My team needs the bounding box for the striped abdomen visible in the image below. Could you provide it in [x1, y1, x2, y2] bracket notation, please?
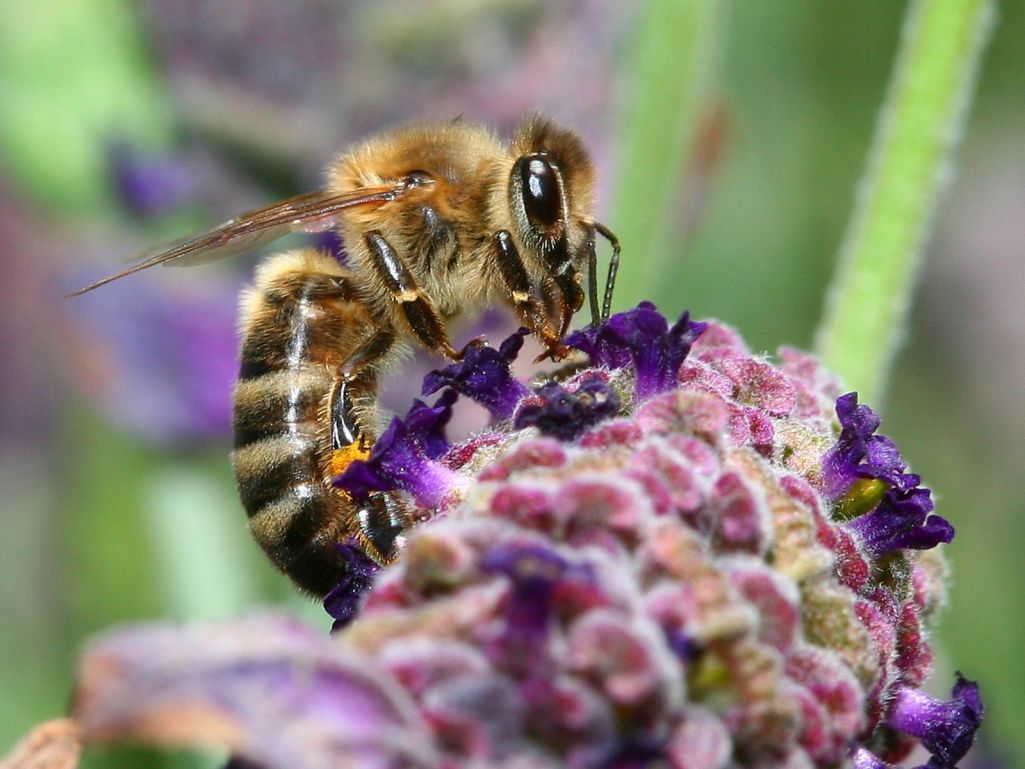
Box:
[231, 252, 370, 595]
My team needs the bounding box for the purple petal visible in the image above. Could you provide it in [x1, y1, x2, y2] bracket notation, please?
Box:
[822, 392, 917, 500]
[566, 302, 705, 401]
[73, 616, 436, 769]
[310, 229, 348, 264]
[886, 674, 983, 769]
[401, 389, 458, 460]
[822, 392, 948, 556]
[851, 747, 893, 769]
[422, 330, 531, 421]
[664, 630, 703, 661]
[481, 541, 595, 677]
[847, 487, 953, 558]
[514, 374, 620, 442]
[334, 395, 463, 508]
[323, 543, 381, 631]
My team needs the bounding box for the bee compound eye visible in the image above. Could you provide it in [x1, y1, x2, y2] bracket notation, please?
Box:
[519, 154, 562, 229]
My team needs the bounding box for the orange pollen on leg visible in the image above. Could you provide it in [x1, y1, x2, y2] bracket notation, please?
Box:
[330, 440, 372, 478]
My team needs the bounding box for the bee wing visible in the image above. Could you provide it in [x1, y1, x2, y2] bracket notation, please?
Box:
[66, 185, 406, 297]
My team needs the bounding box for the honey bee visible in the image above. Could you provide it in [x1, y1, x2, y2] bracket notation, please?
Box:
[70, 116, 621, 595]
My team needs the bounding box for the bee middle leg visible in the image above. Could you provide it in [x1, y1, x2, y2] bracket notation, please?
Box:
[363, 230, 460, 359]
[491, 230, 570, 361]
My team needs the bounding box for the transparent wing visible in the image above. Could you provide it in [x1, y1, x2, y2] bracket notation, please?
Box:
[66, 185, 407, 297]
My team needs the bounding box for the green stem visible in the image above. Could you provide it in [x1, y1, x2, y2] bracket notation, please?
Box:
[815, 0, 995, 405]
[609, 0, 726, 310]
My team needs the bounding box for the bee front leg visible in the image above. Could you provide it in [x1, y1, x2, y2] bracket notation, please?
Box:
[587, 220, 621, 323]
[491, 230, 570, 361]
[576, 220, 622, 327]
[583, 224, 601, 327]
[364, 230, 460, 360]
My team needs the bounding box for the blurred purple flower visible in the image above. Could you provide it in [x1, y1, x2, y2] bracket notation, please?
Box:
[141, 0, 630, 201]
[70, 617, 436, 769]
[66, 273, 240, 446]
[107, 142, 200, 218]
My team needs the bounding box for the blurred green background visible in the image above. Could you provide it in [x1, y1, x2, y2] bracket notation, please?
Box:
[0, 1, 1021, 767]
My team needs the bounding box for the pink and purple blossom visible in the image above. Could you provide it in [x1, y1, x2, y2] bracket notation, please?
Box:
[9, 303, 981, 769]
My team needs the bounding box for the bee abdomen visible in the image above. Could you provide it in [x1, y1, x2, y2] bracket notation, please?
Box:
[233, 369, 332, 449]
[233, 433, 322, 513]
[246, 482, 350, 596]
[231, 253, 369, 595]
[232, 377, 350, 595]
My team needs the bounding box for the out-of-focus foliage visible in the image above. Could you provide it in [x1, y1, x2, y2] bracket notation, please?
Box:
[0, 1, 1021, 766]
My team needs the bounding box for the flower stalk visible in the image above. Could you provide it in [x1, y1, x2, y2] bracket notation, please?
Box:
[815, 0, 996, 403]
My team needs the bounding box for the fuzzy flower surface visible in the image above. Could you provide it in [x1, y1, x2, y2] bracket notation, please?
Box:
[41, 304, 980, 769]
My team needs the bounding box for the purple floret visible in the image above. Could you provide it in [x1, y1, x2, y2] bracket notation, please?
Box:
[323, 543, 380, 631]
[566, 302, 706, 401]
[401, 388, 458, 460]
[482, 541, 573, 642]
[514, 374, 620, 442]
[822, 393, 951, 557]
[481, 541, 596, 675]
[333, 393, 461, 508]
[850, 746, 890, 769]
[887, 674, 983, 769]
[822, 393, 918, 500]
[847, 486, 954, 558]
[423, 330, 531, 421]
[665, 630, 703, 662]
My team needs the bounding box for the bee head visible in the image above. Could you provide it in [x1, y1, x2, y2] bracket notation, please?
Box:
[508, 116, 596, 253]
[506, 116, 599, 336]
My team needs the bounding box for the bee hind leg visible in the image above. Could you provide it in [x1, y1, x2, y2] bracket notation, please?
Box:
[355, 494, 413, 564]
[329, 325, 413, 563]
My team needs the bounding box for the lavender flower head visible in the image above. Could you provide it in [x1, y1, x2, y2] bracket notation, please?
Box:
[11, 303, 981, 769]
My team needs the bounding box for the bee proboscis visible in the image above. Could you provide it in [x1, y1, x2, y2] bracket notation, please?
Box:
[71, 116, 621, 595]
